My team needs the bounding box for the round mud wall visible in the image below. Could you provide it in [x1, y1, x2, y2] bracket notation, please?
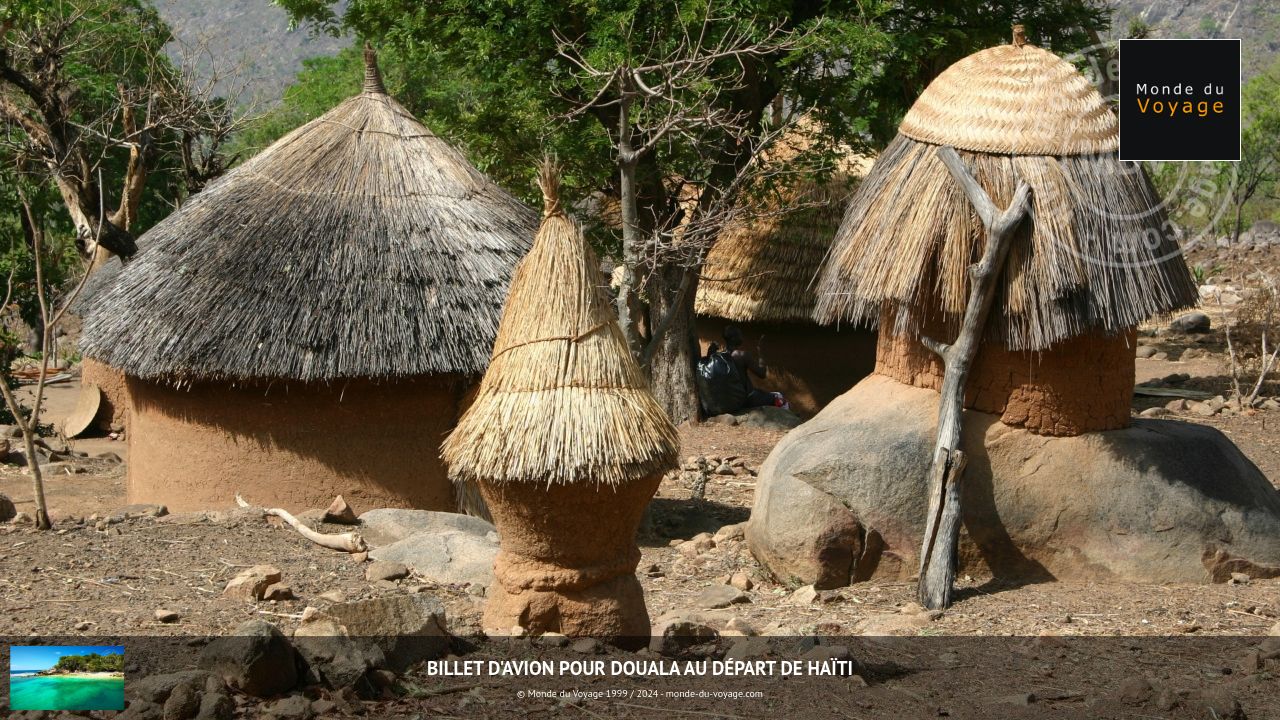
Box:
[696, 318, 876, 416]
[875, 323, 1136, 436]
[126, 376, 466, 513]
[81, 358, 131, 432]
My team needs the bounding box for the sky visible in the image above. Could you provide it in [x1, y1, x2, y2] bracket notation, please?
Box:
[9, 646, 124, 673]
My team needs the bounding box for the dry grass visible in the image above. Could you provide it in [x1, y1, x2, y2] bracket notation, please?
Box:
[442, 164, 679, 486]
[814, 137, 1198, 351]
[80, 50, 537, 382]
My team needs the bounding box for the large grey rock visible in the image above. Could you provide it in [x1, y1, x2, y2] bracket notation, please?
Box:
[1169, 311, 1211, 334]
[292, 615, 385, 690]
[369, 530, 496, 588]
[747, 375, 1280, 587]
[198, 619, 298, 697]
[357, 509, 494, 547]
[322, 593, 449, 672]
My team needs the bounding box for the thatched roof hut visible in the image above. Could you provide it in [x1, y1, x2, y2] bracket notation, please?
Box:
[814, 41, 1197, 351]
[813, 36, 1198, 436]
[443, 165, 678, 486]
[693, 131, 876, 415]
[77, 47, 537, 512]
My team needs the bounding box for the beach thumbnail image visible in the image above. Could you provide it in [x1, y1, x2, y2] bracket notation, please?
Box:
[8, 645, 126, 711]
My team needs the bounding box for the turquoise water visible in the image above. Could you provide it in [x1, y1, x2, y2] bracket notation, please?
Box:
[9, 674, 125, 711]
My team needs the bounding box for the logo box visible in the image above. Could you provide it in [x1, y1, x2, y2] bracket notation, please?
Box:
[1118, 38, 1241, 162]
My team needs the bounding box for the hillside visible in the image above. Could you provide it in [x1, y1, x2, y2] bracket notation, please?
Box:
[1112, 0, 1280, 76]
[154, 0, 349, 104]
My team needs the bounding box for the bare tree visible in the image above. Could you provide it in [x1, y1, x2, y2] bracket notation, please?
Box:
[0, 187, 94, 530]
[0, 5, 255, 266]
[553, 6, 818, 420]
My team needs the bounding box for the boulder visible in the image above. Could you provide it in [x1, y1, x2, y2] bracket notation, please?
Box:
[1169, 311, 1211, 334]
[198, 619, 298, 697]
[747, 375, 1280, 588]
[369, 530, 496, 588]
[292, 615, 384, 691]
[696, 584, 750, 609]
[357, 509, 495, 548]
[321, 593, 449, 672]
[323, 496, 358, 525]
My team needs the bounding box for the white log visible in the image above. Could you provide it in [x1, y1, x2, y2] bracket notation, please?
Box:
[235, 493, 368, 553]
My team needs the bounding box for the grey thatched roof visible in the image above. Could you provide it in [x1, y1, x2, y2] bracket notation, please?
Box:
[80, 50, 537, 383]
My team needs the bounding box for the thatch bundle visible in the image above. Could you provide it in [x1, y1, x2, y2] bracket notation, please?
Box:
[443, 165, 679, 487]
[813, 42, 1197, 351]
[79, 47, 536, 382]
[696, 127, 872, 324]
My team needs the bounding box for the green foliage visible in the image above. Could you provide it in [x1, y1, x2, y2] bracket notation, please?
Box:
[52, 652, 124, 674]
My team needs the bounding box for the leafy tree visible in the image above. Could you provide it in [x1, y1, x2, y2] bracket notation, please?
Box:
[273, 0, 1111, 419]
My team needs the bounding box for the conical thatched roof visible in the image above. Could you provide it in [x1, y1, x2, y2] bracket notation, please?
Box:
[442, 165, 679, 486]
[814, 38, 1197, 351]
[79, 47, 537, 382]
[695, 128, 872, 324]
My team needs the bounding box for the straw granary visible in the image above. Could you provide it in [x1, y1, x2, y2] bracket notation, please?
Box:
[813, 38, 1198, 435]
[695, 132, 876, 415]
[443, 163, 677, 643]
[77, 47, 536, 512]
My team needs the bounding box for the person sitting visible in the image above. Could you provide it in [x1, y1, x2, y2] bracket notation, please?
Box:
[722, 325, 787, 409]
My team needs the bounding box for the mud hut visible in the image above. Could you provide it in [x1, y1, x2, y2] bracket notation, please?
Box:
[748, 34, 1280, 588]
[443, 164, 678, 645]
[695, 139, 876, 416]
[77, 48, 536, 513]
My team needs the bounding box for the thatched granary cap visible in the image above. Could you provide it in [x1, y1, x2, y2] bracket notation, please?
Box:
[813, 39, 1197, 351]
[442, 165, 679, 486]
[79, 49, 536, 383]
[899, 41, 1117, 156]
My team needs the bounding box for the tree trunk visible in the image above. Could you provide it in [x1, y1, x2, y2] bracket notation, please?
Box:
[646, 266, 700, 423]
[917, 147, 1031, 610]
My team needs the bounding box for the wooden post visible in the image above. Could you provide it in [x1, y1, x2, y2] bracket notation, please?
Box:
[916, 146, 1031, 610]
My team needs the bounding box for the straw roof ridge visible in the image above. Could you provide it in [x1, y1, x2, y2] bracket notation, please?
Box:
[79, 70, 537, 383]
[442, 164, 679, 486]
[813, 134, 1197, 350]
[898, 43, 1118, 156]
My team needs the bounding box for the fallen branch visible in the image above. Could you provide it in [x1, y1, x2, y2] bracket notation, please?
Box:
[235, 493, 367, 553]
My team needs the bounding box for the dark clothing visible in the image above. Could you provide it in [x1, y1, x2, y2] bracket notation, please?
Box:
[729, 349, 775, 408]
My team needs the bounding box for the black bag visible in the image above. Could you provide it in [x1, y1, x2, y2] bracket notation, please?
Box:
[696, 350, 747, 416]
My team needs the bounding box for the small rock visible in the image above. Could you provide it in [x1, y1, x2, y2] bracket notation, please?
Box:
[713, 523, 746, 543]
[729, 572, 753, 591]
[365, 561, 410, 583]
[714, 462, 736, 476]
[707, 413, 738, 426]
[676, 534, 716, 557]
[199, 619, 298, 697]
[1269, 620, 1280, 636]
[1191, 401, 1218, 417]
[535, 632, 570, 648]
[697, 584, 750, 609]
[570, 638, 603, 654]
[316, 590, 346, 604]
[788, 585, 819, 605]
[223, 565, 282, 601]
[1135, 345, 1158, 359]
[1139, 407, 1171, 417]
[323, 496, 358, 525]
[163, 682, 201, 719]
[1182, 347, 1206, 360]
[1186, 688, 1244, 720]
[73, 621, 92, 631]
[724, 637, 772, 661]
[1152, 351, 1169, 360]
[0, 493, 14, 522]
[1261, 398, 1280, 411]
[723, 617, 756, 637]
[95, 452, 123, 464]
[1165, 399, 1188, 412]
[12, 511, 32, 525]
[1169, 311, 1211, 334]
[264, 694, 315, 720]
[1228, 572, 1251, 584]
[311, 699, 338, 716]
[155, 608, 181, 623]
[997, 693, 1035, 706]
[650, 615, 718, 656]
[1113, 676, 1154, 705]
[263, 583, 295, 601]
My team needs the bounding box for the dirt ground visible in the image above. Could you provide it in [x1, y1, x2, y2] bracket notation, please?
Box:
[1, 342, 1279, 718]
